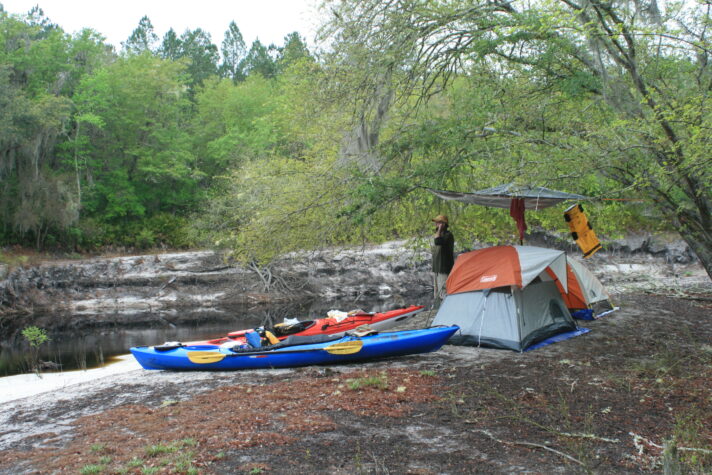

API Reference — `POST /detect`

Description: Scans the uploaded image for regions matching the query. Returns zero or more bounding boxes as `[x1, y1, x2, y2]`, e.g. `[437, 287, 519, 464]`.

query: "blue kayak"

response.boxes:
[130, 326, 459, 371]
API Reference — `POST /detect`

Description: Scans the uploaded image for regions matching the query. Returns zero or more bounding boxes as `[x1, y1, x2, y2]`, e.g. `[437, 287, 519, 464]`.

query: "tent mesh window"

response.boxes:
[549, 300, 568, 321]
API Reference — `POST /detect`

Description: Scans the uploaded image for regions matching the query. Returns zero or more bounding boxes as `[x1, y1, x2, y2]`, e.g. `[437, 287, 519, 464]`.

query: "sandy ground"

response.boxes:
[0, 257, 710, 474]
[0, 355, 141, 405]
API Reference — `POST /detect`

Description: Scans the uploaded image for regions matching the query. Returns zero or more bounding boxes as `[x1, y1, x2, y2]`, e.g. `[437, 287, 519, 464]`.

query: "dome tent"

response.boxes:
[432, 245, 586, 351]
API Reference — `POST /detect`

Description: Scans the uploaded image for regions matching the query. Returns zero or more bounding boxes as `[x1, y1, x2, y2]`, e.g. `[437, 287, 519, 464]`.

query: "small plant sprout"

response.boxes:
[22, 325, 49, 347]
[22, 326, 50, 375]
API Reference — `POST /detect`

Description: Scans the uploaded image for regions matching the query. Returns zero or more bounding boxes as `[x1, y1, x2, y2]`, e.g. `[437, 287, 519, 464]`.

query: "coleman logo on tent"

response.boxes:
[480, 275, 498, 283]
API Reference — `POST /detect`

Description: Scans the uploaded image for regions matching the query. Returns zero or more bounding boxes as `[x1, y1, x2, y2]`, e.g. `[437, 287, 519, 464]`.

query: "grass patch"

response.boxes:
[89, 443, 106, 453]
[125, 440, 200, 474]
[144, 443, 178, 457]
[347, 373, 388, 390]
[79, 464, 104, 474]
[671, 406, 712, 472]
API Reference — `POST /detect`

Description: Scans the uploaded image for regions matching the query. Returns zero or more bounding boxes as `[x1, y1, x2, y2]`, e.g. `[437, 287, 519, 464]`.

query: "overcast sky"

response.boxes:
[3, 0, 323, 50]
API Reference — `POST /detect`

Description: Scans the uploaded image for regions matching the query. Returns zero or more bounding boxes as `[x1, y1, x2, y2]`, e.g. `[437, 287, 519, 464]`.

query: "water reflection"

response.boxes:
[0, 299, 424, 376]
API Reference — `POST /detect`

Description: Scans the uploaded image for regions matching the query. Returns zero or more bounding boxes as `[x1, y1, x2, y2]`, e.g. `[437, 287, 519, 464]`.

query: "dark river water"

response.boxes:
[0, 299, 425, 377]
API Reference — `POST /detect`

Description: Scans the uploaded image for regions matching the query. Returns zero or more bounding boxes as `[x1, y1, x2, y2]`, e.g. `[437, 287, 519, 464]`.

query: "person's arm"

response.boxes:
[434, 226, 449, 245]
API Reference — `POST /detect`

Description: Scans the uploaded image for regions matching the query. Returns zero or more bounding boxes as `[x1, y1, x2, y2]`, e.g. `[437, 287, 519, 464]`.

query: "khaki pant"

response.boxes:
[432, 272, 449, 301]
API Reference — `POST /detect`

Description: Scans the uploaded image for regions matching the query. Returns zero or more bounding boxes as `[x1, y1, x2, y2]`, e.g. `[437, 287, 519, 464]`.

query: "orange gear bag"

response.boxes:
[564, 204, 602, 258]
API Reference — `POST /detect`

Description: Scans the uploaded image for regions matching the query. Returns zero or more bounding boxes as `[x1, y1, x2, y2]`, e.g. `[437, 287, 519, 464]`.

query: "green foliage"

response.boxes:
[347, 374, 389, 390]
[145, 443, 177, 457]
[0, 3, 697, 267]
[67, 214, 192, 250]
[176, 28, 219, 88]
[90, 443, 107, 453]
[79, 464, 104, 475]
[672, 407, 712, 471]
[192, 75, 278, 176]
[22, 326, 49, 348]
[219, 21, 247, 82]
[73, 53, 198, 223]
[275, 32, 313, 73]
[22, 325, 49, 375]
[242, 39, 276, 79]
[158, 28, 181, 61]
[319, 0, 712, 278]
[123, 16, 158, 55]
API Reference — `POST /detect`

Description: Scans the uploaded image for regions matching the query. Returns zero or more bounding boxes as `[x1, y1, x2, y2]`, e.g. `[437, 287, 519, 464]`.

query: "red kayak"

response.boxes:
[189, 305, 425, 347]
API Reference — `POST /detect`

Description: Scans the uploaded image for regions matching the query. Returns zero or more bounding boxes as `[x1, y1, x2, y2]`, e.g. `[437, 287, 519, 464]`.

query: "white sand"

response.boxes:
[0, 354, 141, 404]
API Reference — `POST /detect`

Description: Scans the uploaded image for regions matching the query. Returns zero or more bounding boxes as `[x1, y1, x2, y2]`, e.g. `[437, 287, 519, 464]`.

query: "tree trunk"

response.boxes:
[676, 211, 712, 281]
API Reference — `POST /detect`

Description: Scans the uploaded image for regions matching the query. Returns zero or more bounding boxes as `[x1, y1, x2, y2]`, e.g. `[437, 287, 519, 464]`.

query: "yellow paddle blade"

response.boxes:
[187, 351, 226, 364]
[324, 340, 363, 355]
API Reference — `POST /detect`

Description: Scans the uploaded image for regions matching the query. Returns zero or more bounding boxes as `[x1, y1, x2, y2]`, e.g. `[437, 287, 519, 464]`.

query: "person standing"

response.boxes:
[431, 214, 455, 302]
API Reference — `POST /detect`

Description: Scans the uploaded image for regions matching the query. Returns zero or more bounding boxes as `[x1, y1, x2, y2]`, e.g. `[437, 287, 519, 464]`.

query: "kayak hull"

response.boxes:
[131, 326, 459, 371]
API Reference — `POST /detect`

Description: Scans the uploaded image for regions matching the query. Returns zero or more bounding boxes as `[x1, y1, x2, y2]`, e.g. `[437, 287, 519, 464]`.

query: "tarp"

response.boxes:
[524, 327, 591, 352]
[429, 183, 587, 210]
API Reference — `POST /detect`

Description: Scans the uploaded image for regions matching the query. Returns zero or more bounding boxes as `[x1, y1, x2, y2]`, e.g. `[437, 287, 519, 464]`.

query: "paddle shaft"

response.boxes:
[187, 339, 363, 364]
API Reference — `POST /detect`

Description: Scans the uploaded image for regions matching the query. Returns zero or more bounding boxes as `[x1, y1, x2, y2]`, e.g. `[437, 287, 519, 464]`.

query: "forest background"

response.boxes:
[1, 1, 710, 279]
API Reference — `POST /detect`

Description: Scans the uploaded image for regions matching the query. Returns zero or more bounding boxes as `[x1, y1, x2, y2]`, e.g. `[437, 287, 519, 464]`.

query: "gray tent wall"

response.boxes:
[433, 280, 577, 351]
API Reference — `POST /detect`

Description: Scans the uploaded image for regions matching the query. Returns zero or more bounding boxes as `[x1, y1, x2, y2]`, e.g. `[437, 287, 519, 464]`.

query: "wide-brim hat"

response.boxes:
[432, 215, 448, 224]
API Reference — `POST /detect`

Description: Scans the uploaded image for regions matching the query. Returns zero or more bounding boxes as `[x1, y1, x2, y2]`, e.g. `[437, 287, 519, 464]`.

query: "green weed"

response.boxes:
[672, 407, 712, 472]
[144, 443, 177, 457]
[22, 326, 50, 375]
[79, 464, 104, 474]
[347, 374, 388, 390]
[22, 326, 49, 348]
[89, 443, 106, 453]
[127, 457, 144, 468]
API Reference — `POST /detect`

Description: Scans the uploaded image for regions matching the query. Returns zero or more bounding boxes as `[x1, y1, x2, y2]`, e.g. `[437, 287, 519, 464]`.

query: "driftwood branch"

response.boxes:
[249, 262, 272, 292]
[630, 432, 712, 455]
[558, 432, 620, 443]
[248, 262, 309, 294]
[472, 429, 586, 466]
